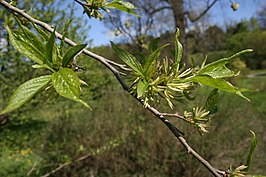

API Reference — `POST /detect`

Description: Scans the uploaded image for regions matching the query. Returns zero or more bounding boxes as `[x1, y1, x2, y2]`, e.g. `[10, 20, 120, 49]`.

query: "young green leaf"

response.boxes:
[189, 75, 250, 101]
[111, 42, 144, 77]
[51, 68, 91, 109]
[198, 49, 253, 78]
[244, 130, 258, 172]
[16, 20, 45, 53]
[137, 79, 149, 98]
[144, 43, 169, 78]
[174, 28, 183, 67]
[45, 28, 56, 64]
[205, 89, 219, 114]
[104, 0, 140, 17]
[0, 75, 51, 115]
[32, 64, 46, 69]
[5, 25, 45, 65]
[53, 45, 63, 66]
[62, 44, 87, 67]
[32, 22, 49, 41]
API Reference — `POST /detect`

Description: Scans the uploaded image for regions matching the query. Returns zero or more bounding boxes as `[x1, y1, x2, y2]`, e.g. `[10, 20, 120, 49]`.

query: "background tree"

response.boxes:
[257, 4, 266, 29]
[104, 0, 231, 61]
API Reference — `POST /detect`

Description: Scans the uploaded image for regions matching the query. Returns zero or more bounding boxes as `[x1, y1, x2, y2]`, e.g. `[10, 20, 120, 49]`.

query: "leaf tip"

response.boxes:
[236, 91, 250, 102]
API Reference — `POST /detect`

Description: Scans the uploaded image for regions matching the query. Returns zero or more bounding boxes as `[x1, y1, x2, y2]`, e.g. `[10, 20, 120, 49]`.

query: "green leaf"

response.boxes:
[203, 65, 237, 78]
[16, 20, 45, 53]
[32, 22, 49, 41]
[5, 25, 45, 65]
[111, 42, 143, 76]
[62, 44, 87, 67]
[245, 130, 258, 172]
[45, 29, 56, 64]
[189, 75, 250, 101]
[204, 89, 219, 114]
[32, 64, 46, 69]
[137, 80, 149, 98]
[174, 28, 183, 66]
[198, 49, 253, 78]
[53, 45, 63, 66]
[0, 75, 51, 115]
[144, 44, 169, 78]
[51, 68, 91, 109]
[104, 0, 140, 17]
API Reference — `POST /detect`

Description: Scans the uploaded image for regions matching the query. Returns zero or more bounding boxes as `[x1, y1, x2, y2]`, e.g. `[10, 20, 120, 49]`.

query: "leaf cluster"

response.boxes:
[0, 21, 90, 115]
[112, 28, 252, 133]
[79, 0, 139, 19]
[112, 29, 252, 106]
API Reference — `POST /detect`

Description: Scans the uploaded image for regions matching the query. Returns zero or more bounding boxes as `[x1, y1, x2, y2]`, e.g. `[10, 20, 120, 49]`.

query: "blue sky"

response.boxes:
[73, 0, 266, 46]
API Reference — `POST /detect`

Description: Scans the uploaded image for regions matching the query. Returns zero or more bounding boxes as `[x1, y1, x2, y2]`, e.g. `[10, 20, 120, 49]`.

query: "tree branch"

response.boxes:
[160, 112, 190, 123]
[0, 1, 224, 176]
[149, 6, 172, 15]
[187, 0, 218, 22]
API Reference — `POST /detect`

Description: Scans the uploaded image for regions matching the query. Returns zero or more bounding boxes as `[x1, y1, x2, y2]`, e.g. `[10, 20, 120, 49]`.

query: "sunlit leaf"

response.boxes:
[137, 79, 149, 98]
[174, 28, 183, 68]
[53, 45, 63, 66]
[104, 0, 140, 17]
[51, 68, 91, 109]
[198, 49, 252, 78]
[17, 20, 45, 53]
[0, 75, 51, 115]
[32, 22, 49, 41]
[62, 44, 87, 67]
[5, 25, 46, 65]
[32, 64, 46, 69]
[200, 64, 238, 78]
[111, 42, 143, 76]
[245, 130, 258, 172]
[189, 75, 250, 101]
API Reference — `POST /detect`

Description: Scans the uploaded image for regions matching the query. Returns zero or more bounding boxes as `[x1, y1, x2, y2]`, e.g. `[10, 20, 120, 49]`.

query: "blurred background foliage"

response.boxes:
[0, 0, 266, 177]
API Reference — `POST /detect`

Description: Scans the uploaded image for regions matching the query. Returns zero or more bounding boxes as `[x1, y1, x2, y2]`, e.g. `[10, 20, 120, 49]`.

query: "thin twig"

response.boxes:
[73, 0, 85, 7]
[187, 0, 218, 22]
[160, 112, 190, 123]
[0, 1, 224, 176]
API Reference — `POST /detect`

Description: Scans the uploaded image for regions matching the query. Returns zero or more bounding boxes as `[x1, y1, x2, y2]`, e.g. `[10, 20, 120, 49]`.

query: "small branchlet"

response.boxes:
[75, 0, 139, 20]
[184, 107, 210, 133]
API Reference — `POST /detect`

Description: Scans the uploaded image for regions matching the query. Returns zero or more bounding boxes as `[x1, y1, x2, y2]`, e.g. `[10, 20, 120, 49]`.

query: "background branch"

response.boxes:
[187, 0, 218, 22]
